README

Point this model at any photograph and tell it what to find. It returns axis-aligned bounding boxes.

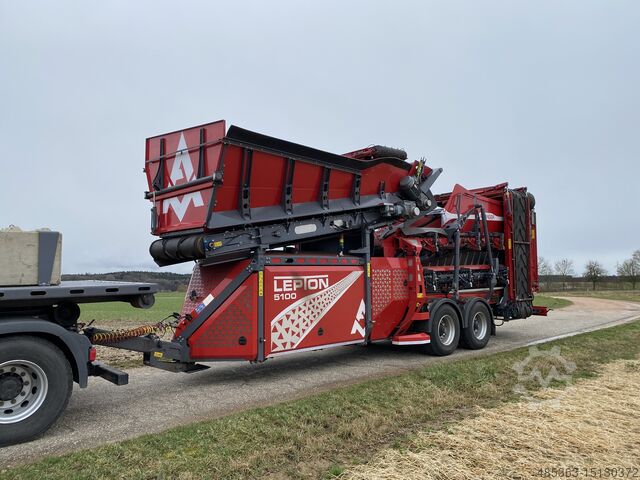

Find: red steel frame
[143,120,541,363]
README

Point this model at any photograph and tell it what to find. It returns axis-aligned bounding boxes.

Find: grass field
[79,291,185,324]
[544,290,640,303]
[533,295,572,309]
[3,318,639,479]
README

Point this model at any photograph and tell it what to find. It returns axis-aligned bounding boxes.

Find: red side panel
[174,260,257,360]
[359,163,409,196]
[187,274,258,360]
[291,162,323,204]
[327,170,353,200]
[369,258,410,340]
[263,265,365,356]
[145,121,414,238]
[250,150,288,208]
[145,120,226,235]
[179,261,248,317]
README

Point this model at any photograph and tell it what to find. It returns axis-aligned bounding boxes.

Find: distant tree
[538,257,553,276]
[617,251,640,289]
[584,260,607,291]
[554,258,575,291]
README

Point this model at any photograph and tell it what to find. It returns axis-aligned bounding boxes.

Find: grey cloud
[1,0,638,274]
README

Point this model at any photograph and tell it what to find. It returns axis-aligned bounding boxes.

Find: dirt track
[1,296,638,467]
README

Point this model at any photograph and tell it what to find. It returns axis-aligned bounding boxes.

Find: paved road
[2,297,639,467]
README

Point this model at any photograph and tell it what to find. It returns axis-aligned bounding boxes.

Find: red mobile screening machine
[0,120,543,444]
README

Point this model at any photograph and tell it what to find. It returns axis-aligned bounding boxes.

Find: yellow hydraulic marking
[213,240,223,248]
[153,351,163,358]
[367,262,371,277]
[258,271,264,296]
[508,238,512,249]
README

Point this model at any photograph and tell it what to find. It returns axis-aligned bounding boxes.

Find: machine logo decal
[273,274,329,300]
[270,271,363,352]
[162,133,204,221]
[350,300,366,337]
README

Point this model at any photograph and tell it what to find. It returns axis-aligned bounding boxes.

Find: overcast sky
[1,1,638,275]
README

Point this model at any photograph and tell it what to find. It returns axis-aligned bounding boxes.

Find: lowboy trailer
[0,120,544,445]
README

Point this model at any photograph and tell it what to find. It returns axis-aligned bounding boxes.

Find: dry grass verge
[344,359,640,480]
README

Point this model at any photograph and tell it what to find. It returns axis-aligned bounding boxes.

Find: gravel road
[1,296,638,467]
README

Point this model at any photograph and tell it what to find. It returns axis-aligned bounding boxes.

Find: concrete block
[0,226,62,286]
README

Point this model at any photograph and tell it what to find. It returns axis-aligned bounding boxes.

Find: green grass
[545,290,640,303]
[533,295,573,309]
[3,319,640,480]
[79,292,184,324]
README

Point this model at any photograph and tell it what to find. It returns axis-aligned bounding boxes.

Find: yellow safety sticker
[258,271,264,297]
[367,262,371,277]
[153,351,163,358]
[531,229,535,240]
[213,240,223,248]
[508,238,512,249]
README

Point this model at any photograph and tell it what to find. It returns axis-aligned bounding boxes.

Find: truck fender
[461,298,495,334]
[426,299,463,333]
[0,317,92,387]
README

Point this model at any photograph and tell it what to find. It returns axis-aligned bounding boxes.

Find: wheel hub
[0,372,24,401]
[472,311,488,339]
[437,314,456,346]
[0,360,48,424]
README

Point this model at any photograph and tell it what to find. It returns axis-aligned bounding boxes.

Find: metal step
[144,353,210,374]
[89,361,129,386]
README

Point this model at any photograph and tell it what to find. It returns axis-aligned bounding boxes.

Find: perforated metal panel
[181,265,229,316]
[392,269,409,301]
[189,284,254,349]
[372,267,409,318]
[369,258,411,340]
[372,268,391,317]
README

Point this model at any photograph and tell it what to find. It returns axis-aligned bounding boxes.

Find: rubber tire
[0,336,73,447]
[460,302,492,350]
[424,304,461,356]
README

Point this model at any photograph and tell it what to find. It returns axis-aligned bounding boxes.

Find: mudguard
[0,317,92,387]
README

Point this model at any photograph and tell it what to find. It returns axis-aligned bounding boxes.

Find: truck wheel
[460,302,491,350]
[424,304,460,356]
[0,336,73,446]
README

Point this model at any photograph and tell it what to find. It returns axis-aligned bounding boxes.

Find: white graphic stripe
[270,271,363,353]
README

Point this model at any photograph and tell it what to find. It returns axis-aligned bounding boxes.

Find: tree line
[62,271,191,291]
[538,249,640,290]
